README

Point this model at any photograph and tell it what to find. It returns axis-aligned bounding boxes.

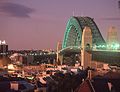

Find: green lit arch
[62,16,82,48]
[62,16,105,49]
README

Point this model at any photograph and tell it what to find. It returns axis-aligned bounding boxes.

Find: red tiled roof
[75,80,95,92]
[104,71,120,79]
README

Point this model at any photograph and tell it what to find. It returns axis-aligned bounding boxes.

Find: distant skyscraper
[107,26,119,49]
[0,40,8,54]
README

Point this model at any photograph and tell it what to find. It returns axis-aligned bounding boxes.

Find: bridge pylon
[81,26,92,69]
[56,42,63,65]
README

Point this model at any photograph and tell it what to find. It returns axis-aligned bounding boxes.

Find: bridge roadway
[59,46,120,54]
[58,47,120,65]
[92,50,120,66]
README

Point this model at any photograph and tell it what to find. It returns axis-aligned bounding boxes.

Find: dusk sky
[0,0,120,50]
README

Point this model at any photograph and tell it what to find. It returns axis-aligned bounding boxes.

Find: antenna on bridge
[73,11,75,16]
[81,12,84,17]
[73,9,78,16]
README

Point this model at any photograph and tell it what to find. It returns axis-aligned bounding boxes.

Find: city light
[2,40,6,44]
[0,40,6,45]
[8,64,15,70]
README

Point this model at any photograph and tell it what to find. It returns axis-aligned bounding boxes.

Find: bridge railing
[92,44,120,51]
[58,43,120,54]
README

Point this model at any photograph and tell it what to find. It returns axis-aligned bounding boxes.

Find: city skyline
[0,0,120,50]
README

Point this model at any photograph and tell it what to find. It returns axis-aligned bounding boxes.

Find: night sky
[0,0,120,50]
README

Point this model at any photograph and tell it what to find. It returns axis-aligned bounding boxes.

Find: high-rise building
[0,40,8,54]
[107,26,119,50]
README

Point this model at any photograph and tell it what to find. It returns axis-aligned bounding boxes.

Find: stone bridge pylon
[81,26,92,69]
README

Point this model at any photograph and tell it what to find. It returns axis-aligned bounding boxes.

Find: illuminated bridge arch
[62,16,105,49]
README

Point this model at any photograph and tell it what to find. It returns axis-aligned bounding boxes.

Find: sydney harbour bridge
[57,16,120,68]
[62,16,105,49]
[5,16,120,67]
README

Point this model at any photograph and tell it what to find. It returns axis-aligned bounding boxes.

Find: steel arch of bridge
[62,16,105,49]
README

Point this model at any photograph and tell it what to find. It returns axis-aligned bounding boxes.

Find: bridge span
[57,16,120,68]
